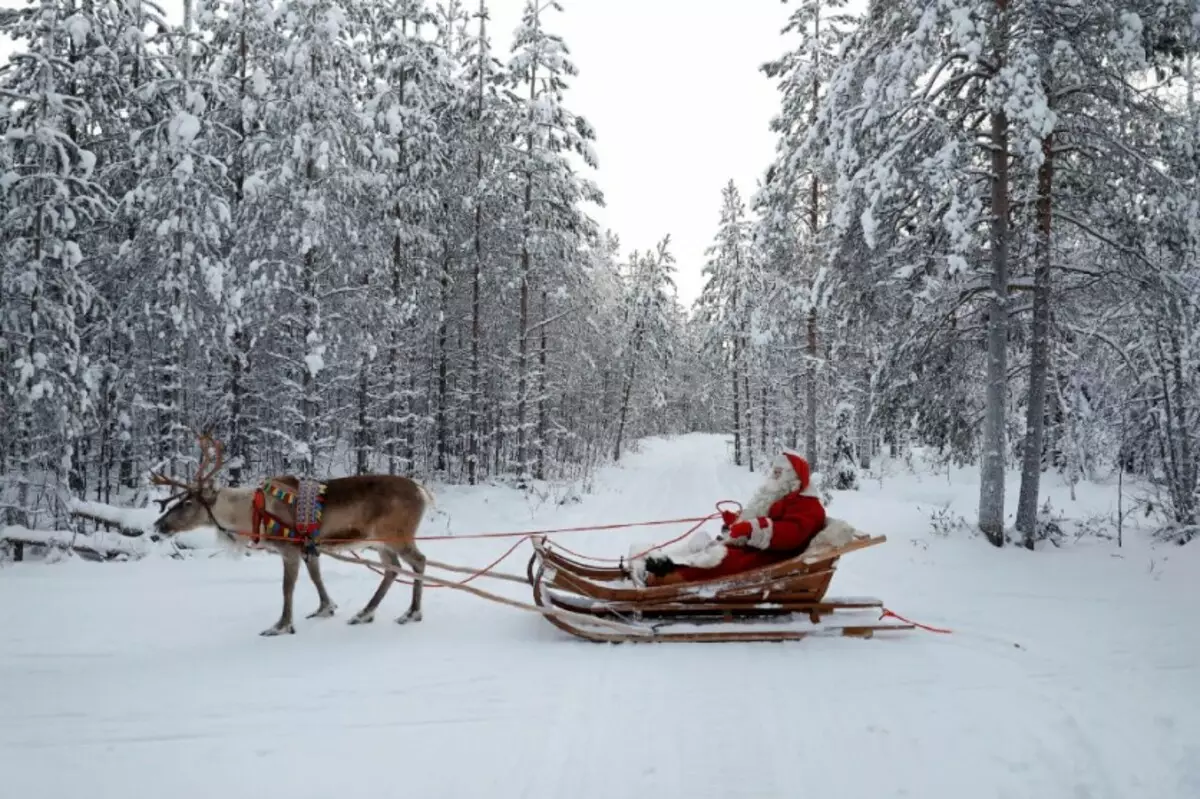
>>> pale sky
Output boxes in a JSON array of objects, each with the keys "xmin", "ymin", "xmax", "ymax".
[
  {"xmin": 1, "ymin": 0, "xmax": 796, "ymax": 305},
  {"xmin": 484, "ymin": 0, "xmax": 793, "ymax": 305}
]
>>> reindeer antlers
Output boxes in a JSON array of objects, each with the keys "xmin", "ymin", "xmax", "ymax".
[
  {"xmin": 149, "ymin": 429, "xmax": 227, "ymax": 510},
  {"xmin": 195, "ymin": 431, "xmax": 226, "ymax": 486}
]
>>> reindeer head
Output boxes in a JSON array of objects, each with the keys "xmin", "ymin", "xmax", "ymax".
[{"xmin": 151, "ymin": 434, "xmax": 227, "ymax": 536}]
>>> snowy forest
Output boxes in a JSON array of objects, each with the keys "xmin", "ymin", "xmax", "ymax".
[{"xmin": 2, "ymin": 0, "xmax": 1200, "ymax": 549}]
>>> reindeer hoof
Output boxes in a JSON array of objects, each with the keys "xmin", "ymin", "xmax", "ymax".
[
  {"xmin": 348, "ymin": 611, "xmax": 375, "ymax": 625},
  {"xmin": 307, "ymin": 604, "xmax": 337, "ymax": 619},
  {"xmin": 260, "ymin": 624, "xmax": 295, "ymax": 636},
  {"xmin": 396, "ymin": 609, "xmax": 423, "ymax": 625}
]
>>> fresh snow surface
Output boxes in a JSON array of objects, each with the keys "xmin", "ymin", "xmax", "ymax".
[{"xmin": 1, "ymin": 433, "xmax": 1197, "ymax": 799}]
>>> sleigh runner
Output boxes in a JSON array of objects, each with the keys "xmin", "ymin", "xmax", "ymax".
[{"xmin": 526, "ymin": 522, "xmax": 916, "ymax": 643}]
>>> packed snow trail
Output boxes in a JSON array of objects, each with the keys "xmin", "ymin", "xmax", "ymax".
[{"xmin": 1, "ymin": 434, "xmax": 1197, "ymax": 799}]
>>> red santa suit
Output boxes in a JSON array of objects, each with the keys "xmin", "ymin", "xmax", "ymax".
[{"xmin": 641, "ymin": 450, "xmax": 826, "ymax": 585}]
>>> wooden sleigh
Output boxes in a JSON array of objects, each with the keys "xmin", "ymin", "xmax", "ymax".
[{"xmin": 526, "ymin": 521, "xmax": 915, "ymax": 643}]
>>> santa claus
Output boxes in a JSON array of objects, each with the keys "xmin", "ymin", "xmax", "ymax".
[{"xmin": 636, "ymin": 450, "xmax": 826, "ymax": 586}]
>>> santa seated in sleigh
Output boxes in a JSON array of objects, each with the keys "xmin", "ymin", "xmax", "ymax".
[{"xmin": 632, "ymin": 450, "xmax": 852, "ymax": 587}]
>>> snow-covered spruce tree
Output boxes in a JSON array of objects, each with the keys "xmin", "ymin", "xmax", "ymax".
[
  {"xmin": 65, "ymin": 0, "xmax": 174, "ymax": 498},
  {"xmin": 358, "ymin": 1, "xmax": 449, "ymax": 477},
  {"xmin": 254, "ymin": 0, "xmax": 372, "ymax": 474},
  {"xmin": 0, "ymin": 0, "xmax": 112, "ymax": 525},
  {"xmin": 1092, "ymin": 11, "xmax": 1200, "ymax": 543},
  {"xmin": 359, "ymin": 0, "xmax": 459, "ymax": 478},
  {"xmin": 790, "ymin": 0, "xmax": 1048, "ymax": 544},
  {"xmin": 757, "ymin": 0, "xmax": 855, "ymax": 474},
  {"xmin": 552, "ymin": 228, "xmax": 625, "ymax": 471},
  {"xmin": 457, "ymin": 0, "xmax": 512, "ymax": 484},
  {"xmin": 612, "ymin": 236, "xmax": 678, "ymax": 461},
  {"xmin": 768, "ymin": 0, "xmax": 1200, "ymax": 546},
  {"xmin": 126, "ymin": 0, "xmax": 236, "ymax": 479},
  {"xmin": 694, "ymin": 179, "xmax": 759, "ymax": 468},
  {"xmin": 193, "ymin": 0, "xmax": 281, "ymax": 485},
  {"xmin": 1003, "ymin": 1, "xmax": 1190, "ymax": 547},
  {"xmin": 504, "ymin": 0, "xmax": 602, "ymax": 484}
]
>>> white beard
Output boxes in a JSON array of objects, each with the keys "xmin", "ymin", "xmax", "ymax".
[{"xmin": 738, "ymin": 471, "xmax": 801, "ymax": 521}]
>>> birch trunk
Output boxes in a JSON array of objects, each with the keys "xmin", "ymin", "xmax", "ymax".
[{"xmin": 978, "ymin": 0, "xmax": 1011, "ymax": 547}]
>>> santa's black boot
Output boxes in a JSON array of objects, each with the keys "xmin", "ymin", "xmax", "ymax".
[{"xmin": 643, "ymin": 553, "xmax": 677, "ymax": 577}]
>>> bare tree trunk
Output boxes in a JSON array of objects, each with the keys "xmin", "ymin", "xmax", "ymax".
[
  {"xmin": 536, "ymin": 289, "xmax": 548, "ymax": 480},
  {"xmin": 404, "ymin": 322, "xmax": 416, "ymax": 473},
  {"xmin": 356, "ymin": 350, "xmax": 371, "ymax": 474},
  {"xmin": 298, "ymin": 244, "xmax": 317, "ymax": 471},
  {"xmin": 1015, "ymin": 130, "xmax": 1054, "ymax": 547},
  {"xmin": 731, "ymin": 284, "xmax": 743, "ymax": 466},
  {"xmin": 613, "ymin": 321, "xmax": 643, "ymax": 462},
  {"xmin": 789, "ymin": 372, "xmax": 800, "ymax": 450},
  {"xmin": 516, "ymin": 49, "xmax": 538, "ymax": 486},
  {"xmin": 387, "ymin": 14, "xmax": 411, "ymax": 477},
  {"xmin": 804, "ymin": 3, "xmax": 822, "ymax": 472},
  {"xmin": 856, "ymin": 374, "xmax": 872, "ymax": 470},
  {"xmin": 226, "ymin": 16, "xmax": 250, "ymax": 487},
  {"xmin": 805, "ymin": 308, "xmax": 818, "ymax": 470},
  {"xmin": 760, "ymin": 383, "xmax": 768, "ymax": 453},
  {"xmin": 355, "ymin": 245, "xmax": 372, "ymax": 475},
  {"xmin": 467, "ymin": 0, "xmax": 488, "ymax": 485},
  {"xmin": 979, "ymin": 0, "xmax": 1011, "ymax": 547},
  {"xmin": 436, "ymin": 250, "xmax": 450, "ymax": 474},
  {"xmin": 744, "ymin": 372, "xmax": 754, "ymax": 471}
]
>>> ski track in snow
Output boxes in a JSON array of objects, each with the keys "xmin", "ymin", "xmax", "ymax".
[{"xmin": 1, "ymin": 433, "xmax": 1197, "ymax": 799}]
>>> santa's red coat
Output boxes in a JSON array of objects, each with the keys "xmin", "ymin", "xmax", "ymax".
[{"xmin": 673, "ymin": 491, "xmax": 826, "ymax": 583}]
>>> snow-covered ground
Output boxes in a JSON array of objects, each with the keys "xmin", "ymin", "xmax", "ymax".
[{"xmin": 1, "ymin": 433, "xmax": 1197, "ymax": 798}]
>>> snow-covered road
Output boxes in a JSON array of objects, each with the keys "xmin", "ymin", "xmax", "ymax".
[{"xmin": 2, "ymin": 434, "xmax": 1196, "ymax": 798}]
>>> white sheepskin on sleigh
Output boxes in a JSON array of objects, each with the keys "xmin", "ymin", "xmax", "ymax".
[{"xmin": 806, "ymin": 517, "xmax": 862, "ymax": 553}]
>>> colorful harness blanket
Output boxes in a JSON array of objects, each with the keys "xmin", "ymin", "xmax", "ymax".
[{"xmin": 251, "ymin": 478, "xmax": 327, "ymax": 549}]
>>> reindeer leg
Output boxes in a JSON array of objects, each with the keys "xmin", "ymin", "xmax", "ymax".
[
  {"xmin": 395, "ymin": 543, "xmax": 426, "ymax": 624},
  {"xmin": 261, "ymin": 549, "xmax": 301, "ymax": 636},
  {"xmin": 349, "ymin": 548, "xmax": 400, "ymax": 626},
  {"xmin": 304, "ymin": 553, "xmax": 337, "ymax": 619}
]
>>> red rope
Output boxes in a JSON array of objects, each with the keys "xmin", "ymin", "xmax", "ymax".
[
  {"xmin": 879, "ymin": 607, "xmax": 952, "ymax": 634},
  {"xmin": 245, "ymin": 502, "xmax": 743, "ymax": 589},
  {"xmin": 550, "ymin": 514, "xmax": 718, "ymax": 563},
  {"xmin": 413, "ymin": 514, "xmax": 715, "ymax": 542}
]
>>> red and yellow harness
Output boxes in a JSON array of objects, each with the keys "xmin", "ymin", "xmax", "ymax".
[{"xmin": 250, "ymin": 478, "xmax": 327, "ymax": 554}]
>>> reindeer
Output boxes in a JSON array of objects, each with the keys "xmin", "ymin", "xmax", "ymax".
[{"xmin": 149, "ymin": 436, "xmax": 433, "ymax": 636}]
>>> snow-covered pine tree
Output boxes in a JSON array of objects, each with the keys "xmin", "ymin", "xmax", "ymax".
[
  {"xmin": 612, "ymin": 236, "xmax": 678, "ymax": 461},
  {"xmin": 758, "ymin": 0, "xmax": 854, "ymax": 474},
  {"xmin": 504, "ymin": 0, "xmax": 601, "ymax": 484},
  {"xmin": 257, "ymin": 0, "xmax": 372, "ymax": 473},
  {"xmin": 459, "ymin": 0, "xmax": 508, "ymax": 483},
  {"xmin": 193, "ymin": 0, "xmax": 280, "ymax": 485},
  {"xmin": 0, "ymin": 0, "xmax": 112, "ymax": 525},
  {"xmin": 361, "ymin": 0, "xmax": 458, "ymax": 477},
  {"xmin": 695, "ymin": 179, "xmax": 758, "ymax": 467},
  {"xmin": 126, "ymin": 0, "xmax": 235, "ymax": 480}
]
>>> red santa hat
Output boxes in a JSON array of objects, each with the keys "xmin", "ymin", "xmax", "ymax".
[{"xmin": 777, "ymin": 449, "xmax": 811, "ymax": 492}]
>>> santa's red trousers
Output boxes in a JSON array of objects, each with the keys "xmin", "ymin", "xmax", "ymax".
[{"xmin": 669, "ymin": 547, "xmax": 796, "ymax": 583}]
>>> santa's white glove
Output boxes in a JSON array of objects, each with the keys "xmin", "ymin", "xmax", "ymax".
[{"xmin": 726, "ymin": 518, "xmax": 773, "ymax": 549}]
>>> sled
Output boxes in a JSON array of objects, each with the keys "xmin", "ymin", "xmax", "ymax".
[{"xmin": 527, "ymin": 523, "xmax": 916, "ymax": 643}]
